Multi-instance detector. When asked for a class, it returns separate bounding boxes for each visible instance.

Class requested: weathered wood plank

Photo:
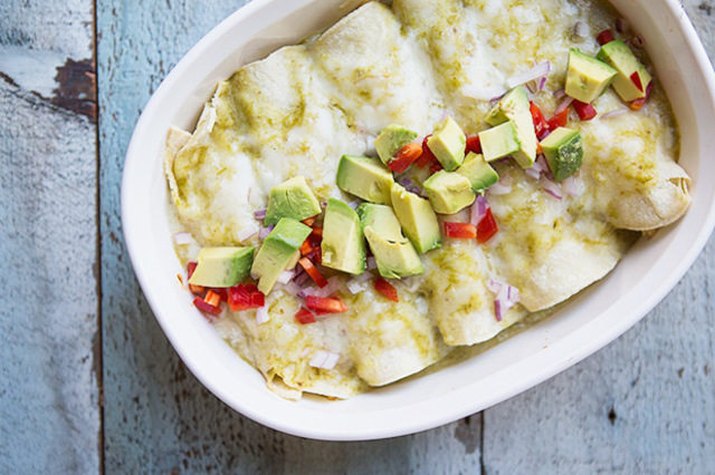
[97,1,483,472]
[0,1,99,473]
[482,2,715,473]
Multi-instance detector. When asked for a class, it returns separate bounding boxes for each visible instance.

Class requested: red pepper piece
[444,222,478,239]
[629,81,654,111]
[305,296,348,314]
[295,307,317,324]
[547,107,569,130]
[228,283,265,312]
[630,71,644,92]
[477,209,499,244]
[298,257,328,288]
[597,29,615,46]
[374,277,399,302]
[389,143,423,174]
[465,135,482,154]
[416,135,437,168]
[302,217,316,227]
[193,296,222,316]
[572,100,598,121]
[530,101,551,140]
[300,239,314,257]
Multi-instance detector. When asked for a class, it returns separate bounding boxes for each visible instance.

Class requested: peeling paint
[52,58,97,121]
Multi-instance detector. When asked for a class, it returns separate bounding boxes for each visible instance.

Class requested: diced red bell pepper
[477,208,499,244]
[444,222,478,239]
[572,100,598,121]
[302,217,316,227]
[204,290,221,307]
[630,71,644,92]
[186,261,207,295]
[530,101,551,140]
[300,239,314,257]
[389,143,423,174]
[295,307,317,324]
[193,296,222,316]
[298,257,328,288]
[416,135,437,168]
[187,261,198,279]
[597,29,615,46]
[228,283,265,312]
[629,81,654,111]
[374,277,399,302]
[305,296,348,314]
[465,135,482,154]
[430,160,443,174]
[547,107,569,130]
[310,227,323,240]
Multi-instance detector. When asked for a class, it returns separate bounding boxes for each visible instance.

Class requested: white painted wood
[0,0,99,471]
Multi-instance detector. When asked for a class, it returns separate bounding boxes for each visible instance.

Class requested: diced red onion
[255,305,270,325]
[253,209,267,220]
[367,257,377,270]
[173,232,194,245]
[554,88,567,100]
[541,177,563,200]
[277,270,295,285]
[237,225,258,242]
[488,277,520,322]
[293,270,310,287]
[470,195,490,225]
[525,166,541,180]
[397,176,423,196]
[299,276,342,299]
[601,108,628,120]
[488,180,512,196]
[494,300,503,322]
[283,281,301,296]
[562,175,585,197]
[258,225,274,239]
[555,96,574,115]
[348,201,360,210]
[573,21,590,39]
[309,350,340,370]
[507,61,551,89]
[346,272,371,294]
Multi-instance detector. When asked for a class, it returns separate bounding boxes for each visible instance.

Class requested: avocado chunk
[484,86,538,168]
[423,171,476,215]
[427,116,466,171]
[457,152,499,192]
[321,198,366,275]
[357,203,424,278]
[390,183,442,254]
[251,218,312,294]
[540,127,584,182]
[189,247,255,287]
[375,124,418,165]
[264,176,322,226]
[565,49,617,103]
[337,155,394,204]
[479,121,521,163]
[597,40,652,102]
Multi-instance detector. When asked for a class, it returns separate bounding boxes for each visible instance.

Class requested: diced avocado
[264,176,322,226]
[251,218,312,294]
[336,155,394,204]
[357,203,424,278]
[484,86,538,168]
[457,152,499,192]
[390,183,441,254]
[321,198,366,275]
[479,121,521,163]
[565,49,617,103]
[427,116,466,171]
[375,124,418,165]
[540,127,584,182]
[189,247,254,287]
[423,171,476,215]
[597,40,652,102]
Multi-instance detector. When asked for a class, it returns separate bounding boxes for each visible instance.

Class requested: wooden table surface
[1,1,713,473]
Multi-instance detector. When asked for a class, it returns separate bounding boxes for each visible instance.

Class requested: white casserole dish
[122,0,715,440]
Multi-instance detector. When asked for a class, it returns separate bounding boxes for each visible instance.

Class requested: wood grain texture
[0,0,99,473]
[94,0,715,473]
